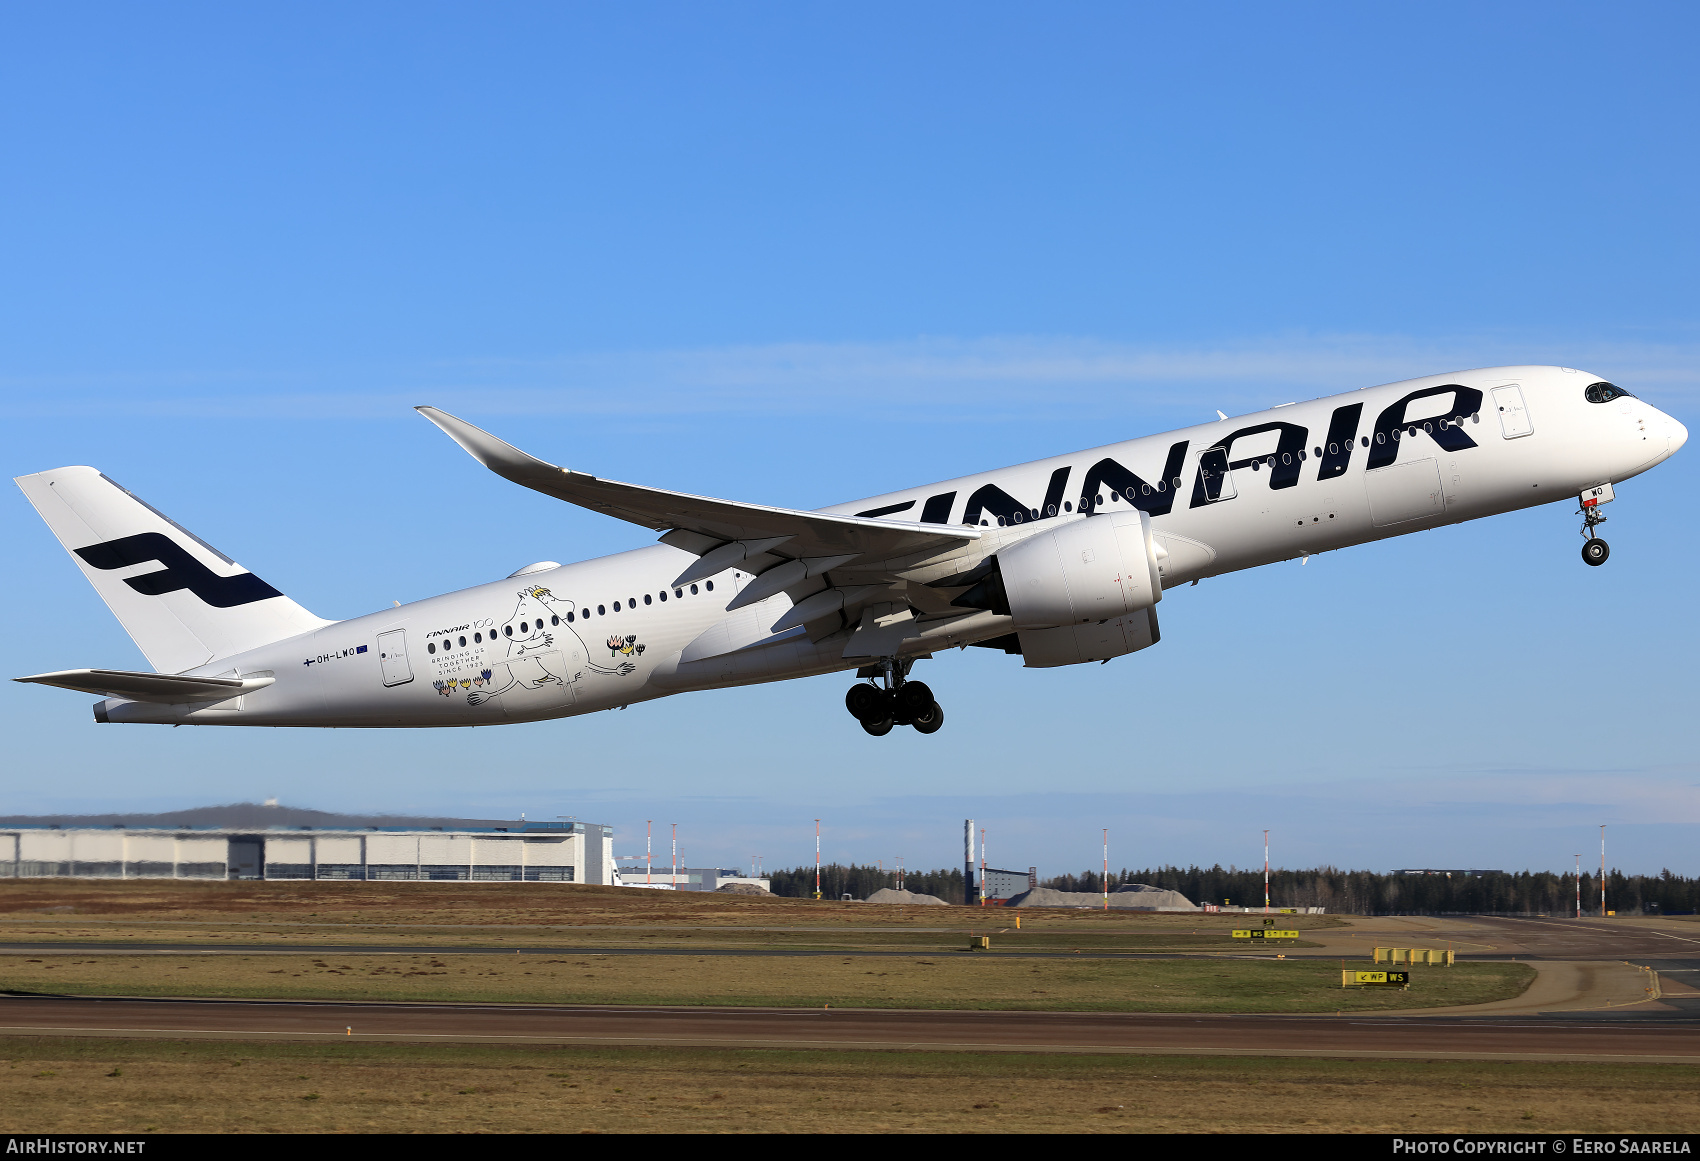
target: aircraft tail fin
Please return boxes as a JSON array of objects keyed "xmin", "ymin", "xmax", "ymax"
[{"xmin": 14, "ymin": 466, "xmax": 328, "ymax": 673}]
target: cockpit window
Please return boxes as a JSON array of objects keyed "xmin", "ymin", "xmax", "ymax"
[{"xmin": 1585, "ymin": 382, "xmax": 1635, "ymax": 403}]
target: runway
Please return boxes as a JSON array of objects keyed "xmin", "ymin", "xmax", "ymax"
[{"xmin": 2, "ymin": 993, "xmax": 1698, "ymax": 1063}]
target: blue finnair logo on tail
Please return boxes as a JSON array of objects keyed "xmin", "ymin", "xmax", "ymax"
[{"xmin": 76, "ymin": 532, "xmax": 283, "ymax": 608}]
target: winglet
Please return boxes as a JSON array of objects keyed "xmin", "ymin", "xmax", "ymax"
[{"xmin": 415, "ymin": 406, "xmax": 569, "ymax": 490}]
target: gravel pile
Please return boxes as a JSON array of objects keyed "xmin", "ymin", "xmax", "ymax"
[
  {"xmin": 714, "ymin": 882, "xmax": 769, "ymax": 895},
  {"xmin": 1006, "ymin": 883, "xmax": 1198, "ymax": 910},
  {"xmin": 864, "ymin": 887, "xmax": 949, "ymax": 905}
]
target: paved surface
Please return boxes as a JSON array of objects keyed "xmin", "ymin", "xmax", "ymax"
[
  {"xmin": 1, "ymin": 994, "xmax": 1697, "ymax": 1062},
  {"xmin": 4, "ymin": 915, "xmax": 1696, "ymax": 1061}
]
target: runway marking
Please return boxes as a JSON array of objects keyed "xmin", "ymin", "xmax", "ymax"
[{"xmin": 1489, "ymin": 917, "xmax": 1700, "ymax": 947}]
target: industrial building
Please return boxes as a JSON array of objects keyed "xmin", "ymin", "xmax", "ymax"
[
  {"xmin": 0, "ymin": 802, "xmax": 617, "ymax": 884},
  {"xmin": 617, "ymin": 866, "xmax": 771, "ymax": 892},
  {"xmin": 981, "ymin": 866, "xmax": 1037, "ymax": 901}
]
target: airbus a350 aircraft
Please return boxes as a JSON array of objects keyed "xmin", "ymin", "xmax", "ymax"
[{"xmin": 13, "ymin": 366, "xmax": 1686, "ymax": 735}]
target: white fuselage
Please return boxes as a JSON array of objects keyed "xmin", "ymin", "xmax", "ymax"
[{"xmin": 100, "ymin": 365, "xmax": 1686, "ymax": 727}]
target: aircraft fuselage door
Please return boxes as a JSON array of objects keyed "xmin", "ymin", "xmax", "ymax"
[
  {"xmin": 377, "ymin": 629, "xmax": 413, "ymax": 687},
  {"xmin": 1198, "ymin": 447, "xmax": 1236, "ymax": 502},
  {"xmin": 1492, "ymin": 384, "xmax": 1533, "ymax": 439}
]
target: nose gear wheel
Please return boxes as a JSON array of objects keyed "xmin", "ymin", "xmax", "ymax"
[{"xmin": 1576, "ymin": 490, "xmax": 1612, "ymax": 566}]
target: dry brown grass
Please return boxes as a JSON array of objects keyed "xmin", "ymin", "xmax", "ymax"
[
  {"xmin": 0, "ymin": 1037, "xmax": 1692, "ymax": 1134},
  {"xmin": 0, "ymin": 879, "xmax": 1343, "ymax": 937},
  {"xmin": 0, "ymin": 952, "xmax": 1530, "ymax": 1013}
]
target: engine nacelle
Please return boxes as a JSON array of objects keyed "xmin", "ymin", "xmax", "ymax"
[{"xmin": 999, "ymin": 509, "xmax": 1163, "ymax": 630}]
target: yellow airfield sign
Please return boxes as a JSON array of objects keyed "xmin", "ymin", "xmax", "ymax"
[
  {"xmin": 1232, "ymin": 929, "xmax": 1299, "ymax": 939},
  {"xmin": 1343, "ymin": 970, "xmax": 1410, "ymax": 987}
]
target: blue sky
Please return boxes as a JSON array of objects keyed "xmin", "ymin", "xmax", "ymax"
[{"xmin": 3, "ymin": 4, "xmax": 1696, "ymax": 881}]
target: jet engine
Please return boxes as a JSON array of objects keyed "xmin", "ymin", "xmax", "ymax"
[{"xmin": 954, "ymin": 509, "xmax": 1166, "ymax": 667}]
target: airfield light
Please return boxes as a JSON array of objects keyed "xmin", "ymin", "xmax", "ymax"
[{"xmin": 1600, "ymin": 825, "xmax": 1607, "ymax": 917}]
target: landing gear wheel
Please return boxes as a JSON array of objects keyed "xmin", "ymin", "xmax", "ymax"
[
  {"xmin": 911, "ymin": 701, "xmax": 944, "ymax": 734},
  {"xmin": 845, "ymin": 683, "xmax": 886, "ymax": 720},
  {"xmin": 1582, "ymin": 538, "xmax": 1610, "ymax": 566},
  {"xmin": 860, "ymin": 716, "xmax": 894, "ymax": 737},
  {"xmin": 895, "ymin": 681, "xmax": 934, "ymax": 717}
]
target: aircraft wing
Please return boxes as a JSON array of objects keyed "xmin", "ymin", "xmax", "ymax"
[{"xmin": 417, "ymin": 407, "xmax": 980, "ymax": 594}]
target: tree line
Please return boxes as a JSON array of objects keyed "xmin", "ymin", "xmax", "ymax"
[{"xmin": 768, "ymin": 862, "xmax": 1700, "ymax": 914}]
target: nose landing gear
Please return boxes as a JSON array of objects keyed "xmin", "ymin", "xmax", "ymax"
[
  {"xmin": 844, "ymin": 657, "xmax": 945, "ymax": 735},
  {"xmin": 1577, "ymin": 484, "xmax": 1615, "ymax": 567}
]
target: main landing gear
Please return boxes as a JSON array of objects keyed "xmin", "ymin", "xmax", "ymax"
[{"xmin": 845, "ymin": 657, "xmax": 944, "ymax": 736}]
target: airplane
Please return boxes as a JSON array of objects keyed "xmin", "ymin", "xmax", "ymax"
[{"xmin": 12, "ymin": 365, "xmax": 1687, "ymax": 736}]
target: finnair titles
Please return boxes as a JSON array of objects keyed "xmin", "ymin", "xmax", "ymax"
[{"xmin": 14, "ymin": 367, "xmax": 1686, "ymax": 735}]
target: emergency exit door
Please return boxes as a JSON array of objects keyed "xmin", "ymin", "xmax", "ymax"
[
  {"xmin": 377, "ymin": 629, "xmax": 413, "ymax": 686},
  {"xmin": 1197, "ymin": 447, "xmax": 1236, "ymax": 502}
]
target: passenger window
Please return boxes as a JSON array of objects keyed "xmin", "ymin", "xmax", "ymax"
[
  {"xmin": 675, "ymin": 589, "xmax": 683, "ymax": 598},
  {"xmin": 566, "ymin": 612, "xmax": 574, "ymax": 622},
  {"xmin": 1063, "ymin": 502, "xmax": 1072, "ymax": 512},
  {"xmin": 659, "ymin": 591, "xmax": 667, "ymax": 602},
  {"xmin": 474, "ymin": 632, "xmax": 482, "ymax": 643},
  {"xmin": 629, "ymin": 596, "xmax": 636, "ymax": 606},
  {"xmin": 598, "ymin": 605, "xmax": 606, "ymax": 615},
  {"xmin": 689, "ymin": 585, "xmax": 697, "ymax": 595},
  {"xmin": 458, "ymin": 636, "xmax": 466, "ymax": 647},
  {"xmin": 644, "ymin": 594, "xmax": 652, "ymax": 605},
  {"xmin": 706, "ymin": 580, "xmax": 714, "ymax": 591},
  {"xmin": 427, "ymin": 642, "xmax": 436, "ymax": 654},
  {"xmin": 1313, "ymin": 447, "xmax": 1322, "ymax": 457},
  {"xmin": 504, "ymin": 625, "xmax": 513, "ymax": 637},
  {"xmin": 613, "ymin": 602, "xmax": 620, "ymax": 612}
]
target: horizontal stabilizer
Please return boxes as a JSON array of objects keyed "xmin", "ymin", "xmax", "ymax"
[{"xmin": 13, "ymin": 668, "xmax": 275, "ymax": 704}]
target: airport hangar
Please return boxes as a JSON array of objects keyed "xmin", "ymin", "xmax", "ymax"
[{"xmin": 0, "ymin": 803, "xmax": 620, "ymax": 885}]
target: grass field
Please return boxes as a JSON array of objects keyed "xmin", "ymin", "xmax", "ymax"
[
  {"xmin": 0, "ymin": 1037, "xmax": 1692, "ymax": 1134},
  {"xmin": 0, "ymin": 880, "xmax": 1343, "ymax": 947},
  {"xmin": 0, "ymin": 952, "xmax": 1531, "ymax": 1012}
]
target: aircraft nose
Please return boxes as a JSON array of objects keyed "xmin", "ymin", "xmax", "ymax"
[{"xmin": 1669, "ymin": 415, "xmax": 1689, "ymax": 454}]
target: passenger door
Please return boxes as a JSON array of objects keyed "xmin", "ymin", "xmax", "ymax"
[
  {"xmin": 377, "ymin": 629, "xmax": 413, "ymax": 687},
  {"xmin": 1491, "ymin": 384, "xmax": 1534, "ymax": 439}
]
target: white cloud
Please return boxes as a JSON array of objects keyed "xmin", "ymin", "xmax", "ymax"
[{"xmin": 5, "ymin": 332, "xmax": 1699, "ymax": 419}]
